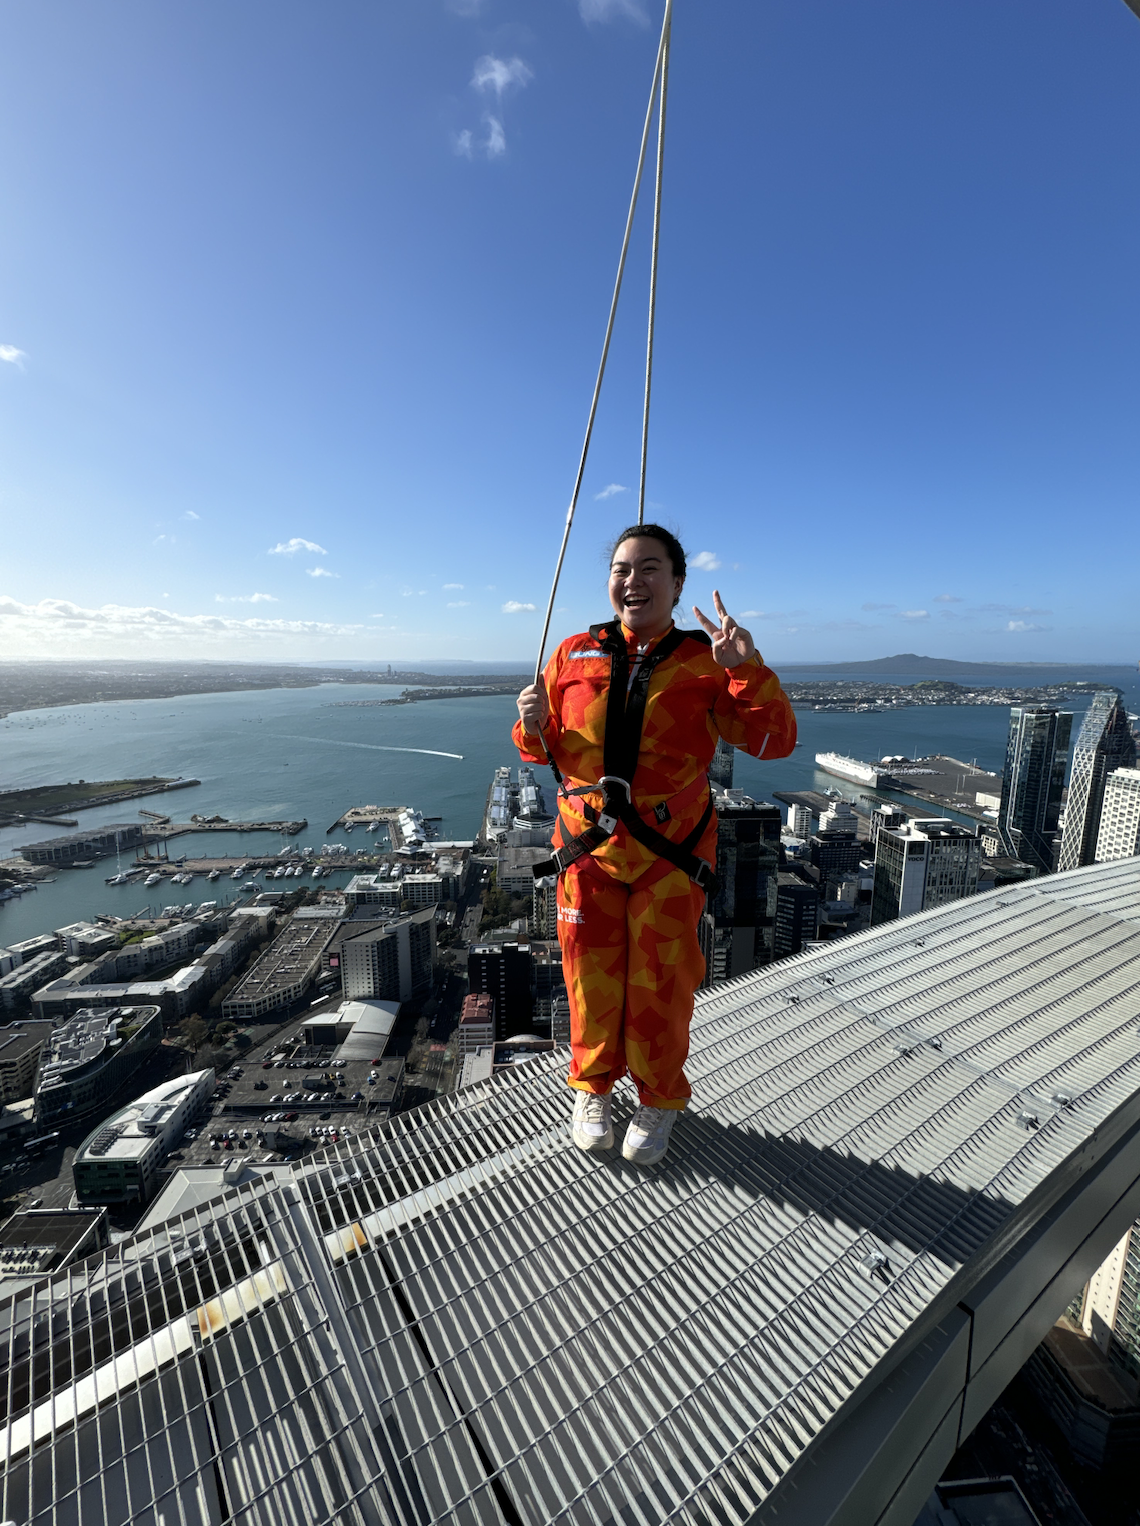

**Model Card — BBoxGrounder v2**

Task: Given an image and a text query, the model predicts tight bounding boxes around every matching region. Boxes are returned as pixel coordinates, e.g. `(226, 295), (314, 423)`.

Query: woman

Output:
(513, 524), (796, 1166)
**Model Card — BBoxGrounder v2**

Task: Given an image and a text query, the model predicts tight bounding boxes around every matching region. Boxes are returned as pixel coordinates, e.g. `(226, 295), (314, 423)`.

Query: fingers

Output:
(712, 589), (729, 624)
(691, 605), (720, 636)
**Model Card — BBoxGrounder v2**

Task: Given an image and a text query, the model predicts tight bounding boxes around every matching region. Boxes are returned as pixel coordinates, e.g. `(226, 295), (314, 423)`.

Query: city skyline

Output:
(3, 2), (1140, 663)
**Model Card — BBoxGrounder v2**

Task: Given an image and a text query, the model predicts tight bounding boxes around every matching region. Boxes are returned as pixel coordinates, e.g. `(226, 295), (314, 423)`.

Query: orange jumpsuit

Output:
(512, 620), (796, 1109)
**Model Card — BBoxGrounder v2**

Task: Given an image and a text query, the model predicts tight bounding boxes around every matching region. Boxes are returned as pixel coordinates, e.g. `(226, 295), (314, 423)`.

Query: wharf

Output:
(326, 805), (407, 838)
(143, 818), (307, 842)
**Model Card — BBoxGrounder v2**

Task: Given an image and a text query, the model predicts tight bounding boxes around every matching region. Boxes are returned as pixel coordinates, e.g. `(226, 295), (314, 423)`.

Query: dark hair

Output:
(607, 523), (687, 583)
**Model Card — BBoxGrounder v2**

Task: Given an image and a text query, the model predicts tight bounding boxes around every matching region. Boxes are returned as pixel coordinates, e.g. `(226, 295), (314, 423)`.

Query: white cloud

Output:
(307, 566), (339, 579)
(900, 610), (929, 620)
(269, 538), (327, 556)
(483, 115), (506, 157)
(0, 344), (26, 368)
(595, 483), (628, 500)
(580, 0), (648, 22)
(976, 602), (1052, 616)
(447, 601), (471, 608)
(0, 594), (365, 657)
(215, 593), (279, 604)
(454, 129), (473, 159)
(183, 510), (200, 521)
(502, 600), (536, 614)
(472, 55), (533, 97)
(690, 551), (721, 572)
(934, 593), (962, 603)
(1007, 620), (1051, 633)
(443, 583), (464, 590)
(153, 534), (175, 546)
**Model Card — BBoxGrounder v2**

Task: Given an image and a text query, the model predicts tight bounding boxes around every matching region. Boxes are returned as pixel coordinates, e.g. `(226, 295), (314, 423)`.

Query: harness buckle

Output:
(692, 860), (717, 894)
(597, 775), (632, 803)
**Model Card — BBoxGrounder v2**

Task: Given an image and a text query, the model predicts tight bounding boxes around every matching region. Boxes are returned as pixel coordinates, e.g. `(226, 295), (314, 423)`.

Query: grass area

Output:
(0, 778), (177, 813)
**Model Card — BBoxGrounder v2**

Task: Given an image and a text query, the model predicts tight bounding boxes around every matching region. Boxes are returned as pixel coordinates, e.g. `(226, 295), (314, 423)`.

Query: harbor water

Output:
(1, 663), (1136, 944)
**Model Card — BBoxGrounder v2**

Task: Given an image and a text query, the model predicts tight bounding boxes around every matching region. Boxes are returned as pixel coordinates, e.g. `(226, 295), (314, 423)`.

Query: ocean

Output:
(1, 661), (1136, 945)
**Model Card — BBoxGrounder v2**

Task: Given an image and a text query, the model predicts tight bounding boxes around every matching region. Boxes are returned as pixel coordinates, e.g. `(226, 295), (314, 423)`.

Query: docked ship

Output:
(814, 752), (894, 788)
(35, 1005), (164, 1128)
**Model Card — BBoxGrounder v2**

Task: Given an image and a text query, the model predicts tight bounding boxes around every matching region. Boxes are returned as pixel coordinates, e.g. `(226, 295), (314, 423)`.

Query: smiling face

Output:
(608, 536), (684, 639)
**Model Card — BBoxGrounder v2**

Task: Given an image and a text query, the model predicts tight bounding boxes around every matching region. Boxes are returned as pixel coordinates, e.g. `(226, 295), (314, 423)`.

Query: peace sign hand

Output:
(692, 590), (756, 669)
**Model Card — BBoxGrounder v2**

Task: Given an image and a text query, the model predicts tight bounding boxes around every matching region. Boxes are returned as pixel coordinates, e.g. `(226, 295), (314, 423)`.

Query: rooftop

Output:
(74, 1070), (214, 1164)
(5, 858), (1140, 1525)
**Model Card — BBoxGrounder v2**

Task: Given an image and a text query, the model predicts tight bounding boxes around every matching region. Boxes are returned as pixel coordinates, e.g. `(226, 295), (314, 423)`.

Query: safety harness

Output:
(532, 621), (718, 894)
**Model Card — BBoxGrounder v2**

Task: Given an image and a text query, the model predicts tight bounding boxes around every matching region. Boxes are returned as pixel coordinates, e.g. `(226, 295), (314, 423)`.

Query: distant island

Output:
(780, 652), (1130, 676)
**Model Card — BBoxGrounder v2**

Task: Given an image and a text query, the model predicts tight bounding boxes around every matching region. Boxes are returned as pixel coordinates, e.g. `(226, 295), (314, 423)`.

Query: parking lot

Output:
(166, 1021), (406, 1170)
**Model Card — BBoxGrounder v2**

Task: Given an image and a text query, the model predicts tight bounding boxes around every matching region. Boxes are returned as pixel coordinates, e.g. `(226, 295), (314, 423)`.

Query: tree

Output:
(176, 1016), (209, 1056)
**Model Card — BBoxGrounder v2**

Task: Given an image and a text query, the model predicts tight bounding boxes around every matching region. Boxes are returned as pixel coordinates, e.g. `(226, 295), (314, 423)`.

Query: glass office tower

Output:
(1056, 692), (1137, 873)
(995, 706), (1073, 874)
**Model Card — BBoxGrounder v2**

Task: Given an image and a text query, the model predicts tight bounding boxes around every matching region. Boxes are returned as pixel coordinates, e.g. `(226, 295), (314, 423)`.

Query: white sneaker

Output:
(622, 1105), (677, 1166)
(572, 1091), (614, 1152)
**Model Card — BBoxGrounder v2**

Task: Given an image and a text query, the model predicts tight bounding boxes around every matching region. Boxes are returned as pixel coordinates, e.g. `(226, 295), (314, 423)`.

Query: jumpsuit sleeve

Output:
(712, 657), (797, 760)
(511, 646), (565, 765)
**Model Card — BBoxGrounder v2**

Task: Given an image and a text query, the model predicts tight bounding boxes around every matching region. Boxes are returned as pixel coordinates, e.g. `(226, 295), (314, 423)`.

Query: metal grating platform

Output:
(5, 857), (1140, 1525)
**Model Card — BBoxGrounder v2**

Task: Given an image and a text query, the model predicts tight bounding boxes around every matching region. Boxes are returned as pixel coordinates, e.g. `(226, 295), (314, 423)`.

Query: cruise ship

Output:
(35, 1006), (164, 1128)
(814, 751), (893, 788)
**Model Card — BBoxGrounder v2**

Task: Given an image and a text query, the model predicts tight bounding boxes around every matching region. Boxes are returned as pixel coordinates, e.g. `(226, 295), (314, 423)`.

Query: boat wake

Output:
(281, 735), (464, 761)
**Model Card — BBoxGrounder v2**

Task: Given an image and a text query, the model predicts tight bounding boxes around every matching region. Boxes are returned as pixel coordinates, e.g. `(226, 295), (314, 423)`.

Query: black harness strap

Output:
(533, 621), (718, 894)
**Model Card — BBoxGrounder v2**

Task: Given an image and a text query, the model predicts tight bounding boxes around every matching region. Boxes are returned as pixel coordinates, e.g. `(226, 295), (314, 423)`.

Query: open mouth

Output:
(622, 594), (650, 610)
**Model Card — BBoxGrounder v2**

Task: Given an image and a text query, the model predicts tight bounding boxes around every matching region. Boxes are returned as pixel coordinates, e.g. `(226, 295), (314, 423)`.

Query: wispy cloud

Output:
(595, 483), (628, 500)
(307, 567), (339, 579)
(472, 55), (533, 97)
(1006, 620), (1051, 633)
(862, 602), (895, 612)
(975, 602), (1052, 616)
(580, 0), (648, 23)
(502, 600), (536, 614)
(900, 610), (929, 620)
(483, 116), (506, 157)
(269, 537), (327, 556)
(183, 510), (200, 521)
(691, 551), (721, 572)
(443, 583), (464, 590)
(0, 595), (365, 656)
(933, 593), (962, 603)
(447, 600), (471, 608)
(454, 129), (474, 159)
(215, 593), (278, 604)
(0, 344), (26, 369)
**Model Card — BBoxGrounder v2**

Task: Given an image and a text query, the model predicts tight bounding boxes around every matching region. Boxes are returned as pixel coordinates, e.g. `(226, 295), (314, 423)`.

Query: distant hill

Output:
(779, 653), (1126, 676)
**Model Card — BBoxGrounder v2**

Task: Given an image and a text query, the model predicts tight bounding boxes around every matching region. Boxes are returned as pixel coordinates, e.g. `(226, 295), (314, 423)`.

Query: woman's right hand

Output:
(517, 684), (550, 735)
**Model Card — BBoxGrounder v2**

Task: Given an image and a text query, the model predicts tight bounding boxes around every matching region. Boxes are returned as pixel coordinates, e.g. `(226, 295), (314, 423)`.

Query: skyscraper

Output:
(709, 737), (735, 793)
(1095, 768), (1140, 863)
(871, 819), (981, 924)
(709, 790), (782, 981)
(995, 706), (1073, 874)
(1057, 693), (1137, 872)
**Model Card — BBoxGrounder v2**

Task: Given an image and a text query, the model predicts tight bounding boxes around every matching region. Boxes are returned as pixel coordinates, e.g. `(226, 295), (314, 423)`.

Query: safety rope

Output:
(533, 0), (674, 686)
(639, 4), (670, 526)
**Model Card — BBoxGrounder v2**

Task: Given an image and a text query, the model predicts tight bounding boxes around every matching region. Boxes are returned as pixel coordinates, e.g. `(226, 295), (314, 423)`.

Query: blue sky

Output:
(2, 0), (1139, 666)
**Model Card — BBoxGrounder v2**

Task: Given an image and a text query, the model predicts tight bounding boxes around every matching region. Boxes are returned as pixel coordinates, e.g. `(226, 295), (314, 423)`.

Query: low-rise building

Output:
(497, 846), (552, 895)
(0, 1207), (110, 1300)
(0, 1020), (53, 1102)
(0, 949), (69, 1010)
(17, 822), (147, 864)
(458, 993), (495, 1056)
(55, 922), (120, 959)
(221, 913), (343, 1020)
(35, 1006), (164, 1128)
(73, 1069), (215, 1206)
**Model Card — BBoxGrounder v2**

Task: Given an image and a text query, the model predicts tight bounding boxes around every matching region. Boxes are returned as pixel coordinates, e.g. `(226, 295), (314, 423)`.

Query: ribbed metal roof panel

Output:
(5, 860), (1140, 1525)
